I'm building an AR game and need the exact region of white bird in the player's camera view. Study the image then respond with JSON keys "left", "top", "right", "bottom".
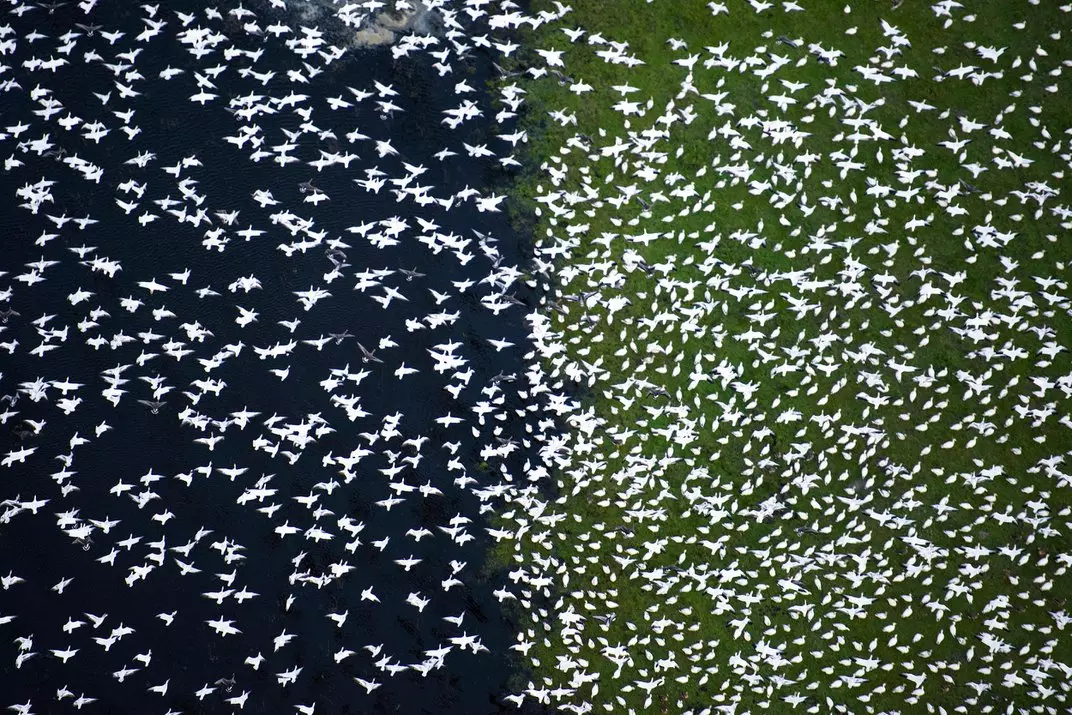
{"left": 406, "top": 592, "right": 430, "bottom": 612}
{"left": 355, "top": 677, "right": 381, "bottom": 693}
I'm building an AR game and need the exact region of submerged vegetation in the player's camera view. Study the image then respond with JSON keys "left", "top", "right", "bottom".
{"left": 490, "top": 0, "right": 1072, "bottom": 712}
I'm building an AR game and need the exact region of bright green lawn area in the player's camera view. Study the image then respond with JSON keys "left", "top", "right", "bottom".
{"left": 489, "top": 1, "right": 1072, "bottom": 713}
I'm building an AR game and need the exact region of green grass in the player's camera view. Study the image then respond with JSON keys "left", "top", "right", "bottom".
{"left": 488, "top": 0, "right": 1072, "bottom": 712}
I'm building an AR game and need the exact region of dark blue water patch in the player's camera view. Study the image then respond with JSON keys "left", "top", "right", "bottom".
{"left": 0, "top": 1, "right": 549, "bottom": 712}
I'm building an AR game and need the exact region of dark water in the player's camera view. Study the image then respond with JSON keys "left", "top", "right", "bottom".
{"left": 0, "top": 1, "right": 544, "bottom": 712}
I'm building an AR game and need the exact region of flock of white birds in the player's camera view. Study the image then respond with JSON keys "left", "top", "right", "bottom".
{"left": 1, "top": 0, "right": 1071, "bottom": 713}
{"left": 0, "top": 0, "right": 574, "bottom": 712}
{"left": 480, "top": 0, "right": 1072, "bottom": 714}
